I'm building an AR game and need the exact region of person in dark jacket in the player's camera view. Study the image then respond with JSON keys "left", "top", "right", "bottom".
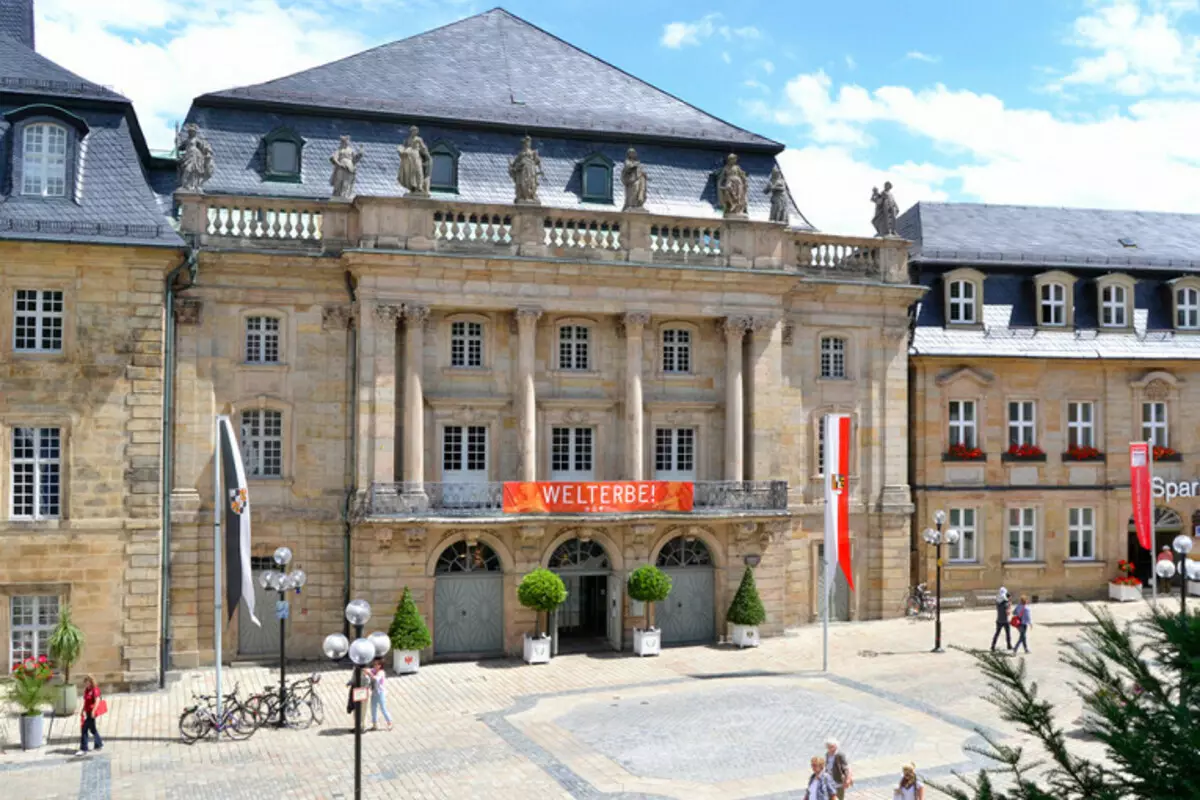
{"left": 990, "top": 586, "right": 1012, "bottom": 651}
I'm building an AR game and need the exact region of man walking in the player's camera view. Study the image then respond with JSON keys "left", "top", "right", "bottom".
{"left": 825, "top": 738, "right": 853, "bottom": 798}
{"left": 990, "top": 587, "right": 1012, "bottom": 651}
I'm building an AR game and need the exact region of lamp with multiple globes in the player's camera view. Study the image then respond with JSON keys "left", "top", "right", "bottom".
{"left": 1157, "top": 534, "right": 1198, "bottom": 615}
{"left": 325, "top": 600, "right": 390, "bottom": 800}
{"left": 262, "top": 546, "right": 306, "bottom": 728}
{"left": 922, "top": 510, "right": 960, "bottom": 653}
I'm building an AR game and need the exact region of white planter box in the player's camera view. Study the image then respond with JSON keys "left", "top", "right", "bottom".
{"left": 19, "top": 714, "right": 45, "bottom": 750}
{"left": 523, "top": 634, "right": 551, "bottom": 664}
{"left": 730, "top": 624, "right": 760, "bottom": 648}
{"left": 393, "top": 649, "right": 420, "bottom": 674}
{"left": 1108, "top": 583, "right": 1141, "bottom": 602}
{"left": 633, "top": 628, "right": 661, "bottom": 657}
{"left": 1188, "top": 580, "right": 1200, "bottom": 597}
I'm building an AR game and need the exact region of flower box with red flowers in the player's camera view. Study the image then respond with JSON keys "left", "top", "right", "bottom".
{"left": 1109, "top": 560, "right": 1143, "bottom": 601}
{"left": 10, "top": 655, "right": 55, "bottom": 717}
{"left": 942, "top": 443, "right": 986, "bottom": 462}
{"left": 1002, "top": 443, "right": 1047, "bottom": 462}
{"left": 1152, "top": 446, "right": 1182, "bottom": 462}
{"left": 1063, "top": 445, "right": 1105, "bottom": 462}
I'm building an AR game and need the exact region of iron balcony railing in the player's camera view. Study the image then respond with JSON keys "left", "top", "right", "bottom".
{"left": 365, "top": 480, "right": 788, "bottom": 519}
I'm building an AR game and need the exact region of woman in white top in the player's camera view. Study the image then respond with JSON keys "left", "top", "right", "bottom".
{"left": 894, "top": 762, "right": 924, "bottom": 800}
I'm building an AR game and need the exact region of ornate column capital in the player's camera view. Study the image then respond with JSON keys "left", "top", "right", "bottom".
{"left": 617, "top": 311, "right": 651, "bottom": 339}
{"left": 175, "top": 298, "right": 202, "bottom": 326}
{"left": 719, "top": 315, "right": 752, "bottom": 339}
{"left": 401, "top": 303, "right": 430, "bottom": 326}
{"left": 322, "top": 304, "right": 355, "bottom": 330}
{"left": 749, "top": 315, "right": 780, "bottom": 333}
{"left": 510, "top": 306, "right": 543, "bottom": 334}
{"left": 374, "top": 303, "right": 402, "bottom": 323}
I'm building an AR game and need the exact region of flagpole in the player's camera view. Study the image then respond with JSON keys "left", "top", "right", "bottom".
{"left": 1150, "top": 445, "right": 1157, "bottom": 608}
{"left": 821, "top": 554, "right": 829, "bottom": 672}
{"left": 213, "top": 416, "right": 223, "bottom": 725}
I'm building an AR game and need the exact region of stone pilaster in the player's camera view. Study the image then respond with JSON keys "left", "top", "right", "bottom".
{"left": 371, "top": 303, "right": 401, "bottom": 485}
{"left": 515, "top": 307, "right": 541, "bottom": 482}
{"left": 402, "top": 303, "right": 429, "bottom": 489}
{"left": 623, "top": 311, "right": 650, "bottom": 480}
{"left": 722, "top": 316, "right": 751, "bottom": 481}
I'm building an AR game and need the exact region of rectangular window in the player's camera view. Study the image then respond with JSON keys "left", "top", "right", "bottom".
{"left": 948, "top": 280, "right": 976, "bottom": 324}
{"left": 820, "top": 337, "right": 846, "bottom": 379}
{"left": 13, "top": 289, "right": 64, "bottom": 353}
{"left": 1068, "top": 507, "right": 1095, "bottom": 560}
{"left": 557, "top": 325, "right": 590, "bottom": 371}
{"left": 1007, "top": 507, "right": 1036, "bottom": 561}
{"left": 22, "top": 123, "right": 67, "bottom": 197}
{"left": 1007, "top": 401, "right": 1036, "bottom": 446}
{"left": 1101, "top": 285, "right": 1127, "bottom": 327}
{"left": 442, "top": 425, "right": 487, "bottom": 478}
{"left": 1177, "top": 287, "right": 1200, "bottom": 329}
{"left": 1040, "top": 282, "right": 1066, "bottom": 326}
{"left": 450, "top": 321, "right": 484, "bottom": 368}
{"left": 244, "top": 316, "right": 280, "bottom": 364}
{"left": 10, "top": 427, "right": 61, "bottom": 520}
{"left": 654, "top": 428, "right": 696, "bottom": 480}
{"left": 10, "top": 595, "right": 59, "bottom": 664}
{"left": 550, "top": 427, "right": 594, "bottom": 480}
{"left": 1142, "top": 401, "right": 1168, "bottom": 448}
{"left": 948, "top": 400, "right": 976, "bottom": 449}
{"left": 948, "top": 508, "right": 976, "bottom": 562}
{"left": 240, "top": 410, "right": 283, "bottom": 477}
{"left": 661, "top": 328, "right": 692, "bottom": 374}
{"left": 1067, "top": 402, "right": 1095, "bottom": 449}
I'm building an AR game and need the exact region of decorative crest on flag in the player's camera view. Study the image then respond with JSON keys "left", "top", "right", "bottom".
{"left": 832, "top": 475, "right": 846, "bottom": 492}
{"left": 229, "top": 487, "right": 247, "bottom": 515}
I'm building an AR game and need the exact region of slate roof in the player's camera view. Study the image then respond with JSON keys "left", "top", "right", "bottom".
{"left": 0, "top": 29, "right": 125, "bottom": 102}
{"left": 0, "top": 0, "right": 33, "bottom": 49}
{"left": 202, "top": 8, "right": 780, "bottom": 151}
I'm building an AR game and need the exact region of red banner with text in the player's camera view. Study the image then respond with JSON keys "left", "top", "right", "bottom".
{"left": 502, "top": 481, "right": 694, "bottom": 514}
{"left": 1129, "top": 442, "right": 1153, "bottom": 551}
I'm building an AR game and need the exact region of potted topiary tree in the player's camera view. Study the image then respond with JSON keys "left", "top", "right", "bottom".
{"left": 517, "top": 568, "right": 567, "bottom": 664}
{"left": 9, "top": 656, "right": 55, "bottom": 750}
{"left": 726, "top": 566, "right": 766, "bottom": 647}
{"left": 627, "top": 564, "right": 672, "bottom": 656}
{"left": 388, "top": 587, "right": 432, "bottom": 675}
{"left": 48, "top": 603, "right": 84, "bottom": 715}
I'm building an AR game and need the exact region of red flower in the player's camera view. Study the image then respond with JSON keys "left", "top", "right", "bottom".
{"left": 1007, "top": 443, "right": 1045, "bottom": 458}
{"left": 37, "top": 655, "right": 46, "bottom": 663}
{"left": 1066, "top": 445, "right": 1102, "bottom": 460}
{"left": 948, "top": 443, "right": 984, "bottom": 460}
{"left": 1153, "top": 446, "right": 1178, "bottom": 459}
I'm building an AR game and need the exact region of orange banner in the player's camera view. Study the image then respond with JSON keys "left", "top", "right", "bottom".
{"left": 502, "top": 481, "right": 694, "bottom": 514}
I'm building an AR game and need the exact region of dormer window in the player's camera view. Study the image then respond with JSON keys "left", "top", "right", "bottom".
{"left": 22, "top": 123, "right": 68, "bottom": 197}
{"left": 6, "top": 105, "right": 89, "bottom": 201}
{"left": 1101, "top": 285, "right": 1127, "bottom": 327}
{"left": 429, "top": 141, "right": 459, "bottom": 192}
{"left": 1040, "top": 283, "right": 1065, "bottom": 326}
{"left": 1034, "top": 270, "right": 1076, "bottom": 329}
{"left": 942, "top": 267, "right": 984, "bottom": 326}
{"left": 1173, "top": 280, "right": 1200, "bottom": 330}
{"left": 263, "top": 128, "right": 304, "bottom": 182}
{"left": 580, "top": 153, "right": 613, "bottom": 204}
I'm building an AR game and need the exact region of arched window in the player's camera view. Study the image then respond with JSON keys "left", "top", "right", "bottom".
{"left": 22, "top": 122, "right": 68, "bottom": 197}
{"left": 580, "top": 153, "right": 613, "bottom": 203}
{"left": 435, "top": 541, "right": 501, "bottom": 573}
{"left": 429, "top": 141, "right": 459, "bottom": 192}
{"left": 263, "top": 128, "right": 304, "bottom": 181}
{"left": 656, "top": 536, "right": 712, "bottom": 567}
{"left": 549, "top": 538, "right": 610, "bottom": 571}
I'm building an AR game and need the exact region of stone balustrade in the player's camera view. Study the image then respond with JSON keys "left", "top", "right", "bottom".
{"left": 175, "top": 192, "right": 909, "bottom": 281}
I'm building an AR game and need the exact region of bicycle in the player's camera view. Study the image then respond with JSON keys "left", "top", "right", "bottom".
{"left": 246, "top": 673, "right": 322, "bottom": 729}
{"left": 179, "top": 685, "right": 257, "bottom": 743}
{"left": 902, "top": 583, "right": 937, "bottom": 619}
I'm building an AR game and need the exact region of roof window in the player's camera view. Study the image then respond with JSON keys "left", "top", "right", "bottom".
{"left": 1118, "top": 237, "right": 1137, "bottom": 248}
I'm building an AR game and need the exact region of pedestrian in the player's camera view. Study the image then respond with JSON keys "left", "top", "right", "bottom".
{"left": 806, "top": 755, "right": 839, "bottom": 800}
{"left": 346, "top": 667, "right": 369, "bottom": 732}
{"left": 990, "top": 586, "right": 1012, "bottom": 651}
{"left": 825, "top": 737, "right": 853, "bottom": 799}
{"left": 368, "top": 658, "right": 393, "bottom": 731}
{"left": 1011, "top": 594, "right": 1032, "bottom": 654}
{"left": 893, "top": 762, "right": 924, "bottom": 800}
{"left": 76, "top": 675, "right": 103, "bottom": 756}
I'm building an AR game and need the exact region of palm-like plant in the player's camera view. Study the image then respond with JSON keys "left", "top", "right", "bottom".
{"left": 47, "top": 604, "right": 84, "bottom": 682}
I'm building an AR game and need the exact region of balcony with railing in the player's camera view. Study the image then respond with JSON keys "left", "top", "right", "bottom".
{"left": 176, "top": 192, "right": 909, "bottom": 282}
{"left": 362, "top": 480, "right": 789, "bottom": 520}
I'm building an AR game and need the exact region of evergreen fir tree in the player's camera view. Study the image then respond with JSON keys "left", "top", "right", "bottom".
{"left": 388, "top": 587, "right": 432, "bottom": 651}
{"left": 726, "top": 566, "right": 767, "bottom": 626}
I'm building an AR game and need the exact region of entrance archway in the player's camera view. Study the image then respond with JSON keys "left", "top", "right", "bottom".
{"left": 547, "top": 537, "right": 616, "bottom": 653}
{"left": 654, "top": 536, "right": 716, "bottom": 646}
{"left": 433, "top": 541, "right": 504, "bottom": 658}
{"left": 1127, "top": 506, "right": 1183, "bottom": 584}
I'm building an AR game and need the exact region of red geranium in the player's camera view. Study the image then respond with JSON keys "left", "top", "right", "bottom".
{"left": 1112, "top": 576, "right": 1143, "bottom": 587}
{"left": 1007, "top": 443, "right": 1045, "bottom": 458}
{"left": 948, "top": 443, "right": 984, "bottom": 460}
{"left": 1153, "top": 446, "right": 1178, "bottom": 459}
{"left": 1066, "top": 445, "right": 1102, "bottom": 460}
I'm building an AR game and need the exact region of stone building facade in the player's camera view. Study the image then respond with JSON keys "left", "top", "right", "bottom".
{"left": 903, "top": 202, "right": 1200, "bottom": 603}
{"left": 163, "top": 9, "right": 919, "bottom": 667}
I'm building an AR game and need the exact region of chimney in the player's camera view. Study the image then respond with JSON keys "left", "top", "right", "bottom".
{"left": 0, "top": 0, "right": 35, "bottom": 50}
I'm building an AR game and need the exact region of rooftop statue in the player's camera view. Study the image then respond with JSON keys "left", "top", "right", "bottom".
{"left": 621, "top": 148, "right": 649, "bottom": 211}
{"left": 397, "top": 126, "right": 431, "bottom": 196}
{"left": 766, "top": 165, "right": 788, "bottom": 225}
{"left": 717, "top": 153, "right": 748, "bottom": 217}
{"left": 329, "top": 135, "right": 364, "bottom": 199}
{"left": 871, "top": 181, "right": 899, "bottom": 237}
{"left": 509, "top": 135, "right": 543, "bottom": 204}
{"left": 177, "top": 124, "right": 214, "bottom": 193}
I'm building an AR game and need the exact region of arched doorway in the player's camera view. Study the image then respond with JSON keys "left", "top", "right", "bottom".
{"left": 433, "top": 540, "right": 504, "bottom": 658}
{"left": 547, "top": 538, "right": 615, "bottom": 654}
{"left": 1127, "top": 506, "right": 1182, "bottom": 585}
{"left": 655, "top": 536, "right": 716, "bottom": 646}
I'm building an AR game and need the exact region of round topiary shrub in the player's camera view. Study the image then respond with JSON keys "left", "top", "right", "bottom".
{"left": 388, "top": 587, "right": 432, "bottom": 652}
{"left": 626, "top": 564, "right": 672, "bottom": 630}
{"left": 517, "top": 568, "right": 568, "bottom": 637}
{"left": 726, "top": 566, "right": 766, "bottom": 626}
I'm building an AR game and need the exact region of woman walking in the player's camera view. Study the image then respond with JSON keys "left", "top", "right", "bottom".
{"left": 990, "top": 587, "right": 1012, "bottom": 651}
{"left": 893, "top": 762, "right": 924, "bottom": 799}
{"left": 806, "top": 755, "right": 838, "bottom": 800}
{"left": 368, "top": 658, "right": 393, "bottom": 731}
{"left": 76, "top": 676, "right": 103, "bottom": 756}
{"left": 1012, "top": 594, "right": 1032, "bottom": 654}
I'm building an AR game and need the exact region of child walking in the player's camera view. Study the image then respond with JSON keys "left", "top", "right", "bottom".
{"left": 368, "top": 658, "right": 393, "bottom": 731}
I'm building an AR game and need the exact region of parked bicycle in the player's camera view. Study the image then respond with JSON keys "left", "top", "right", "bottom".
{"left": 903, "top": 583, "right": 937, "bottom": 619}
{"left": 246, "top": 673, "right": 323, "bottom": 729}
{"left": 178, "top": 684, "right": 257, "bottom": 743}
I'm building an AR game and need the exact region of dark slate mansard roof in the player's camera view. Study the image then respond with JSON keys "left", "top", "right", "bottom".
{"left": 900, "top": 202, "right": 1200, "bottom": 360}
{"left": 0, "top": 0, "right": 182, "bottom": 248}
{"left": 187, "top": 8, "right": 811, "bottom": 228}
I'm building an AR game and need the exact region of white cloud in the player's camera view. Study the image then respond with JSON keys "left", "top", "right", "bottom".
{"left": 721, "top": 51, "right": 732, "bottom": 65}
{"left": 659, "top": 12, "right": 760, "bottom": 49}
{"left": 905, "top": 51, "right": 940, "bottom": 63}
{"left": 743, "top": 79, "right": 770, "bottom": 92}
{"left": 758, "top": 59, "right": 775, "bottom": 74}
{"left": 844, "top": 55, "right": 857, "bottom": 70}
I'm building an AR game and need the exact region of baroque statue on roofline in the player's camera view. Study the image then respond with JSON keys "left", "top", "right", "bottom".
{"left": 765, "top": 165, "right": 789, "bottom": 224}
{"left": 717, "top": 153, "right": 749, "bottom": 217}
{"left": 329, "top": 135, "right": 364, "bottom": 200}
{"left": 176, "top": 123, "right": 214, "bottom": 193}
{"left": 621, "top": 147, "right": 649, "bottom": 211}
{"left": 509, "top": 135, "right": 543, "bottom": 205}
{"left": 871, "top": 181, "right": 900, "bottom": 237}
{"left": 397, "top": 125, "right": 431, "bottom": 196}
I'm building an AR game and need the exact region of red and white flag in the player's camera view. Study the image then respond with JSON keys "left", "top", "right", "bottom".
{"left": 824, "top": 414, "right": 855, "bottom": 600}
{"left": 1129, "top": 442, "right": 1153, "bottom": 551}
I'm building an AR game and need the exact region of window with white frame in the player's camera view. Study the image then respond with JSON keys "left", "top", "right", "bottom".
{"left": 1067, "top": 401, "right": 1095, "bottom": 449}
{"left": 1142, "top": 401, "right": 1169, "bottom": 448}
{"left": 1007, "top": 401, "right": 1036, "bottom": 446}
{"left": 1040, "top": 282, "right": 1066, "bottom": 326}
{"left": 13, "top": 289, "right": 64, "bottom": 353}
{"left": 10, "top": 427, "right": 61, "bottom": 520}
{"left": 240, "top": 410, "right": 283, "bottom": 477}
{"left": 948, "top": 400, "right": 977, "bottom": 449}
{"left": 948, "top": 508, "right": 977, "bottom": 562}
{"left": 1101, "top": 284, "right": 1127, "bottom": 327}
{"left": 442, "top": 425, "right": 487, "bottom": 481}
{"left": 22, "top": 123, "right": 68, "bottom": 197}
{"left": 947, "top": 280, "right": 976, "bottom": 324}
{"left": 550, "top": 427, "right": 594, "bottom": 480}
{"left": 819, "top": 336, "right": 846, "bottom": 379}
{"left": 450, "top": 321, "right": 484, "bottom": 368}
{"left": 661, "top": 328, "right": 691, "bottom": 374}
{"left": 244, "top": 316, "right": 281, "bottom": 364}
{"left": 10, "top": 595, "right": 59, "bottom": 663}
{"left": 1177, "top": 287, "right": 1199, "bottom": 329}
{"left": 557, "top": 325, "right": 590, "bottom": 371}
{"left": 654, "top": 428, "right": 695, "bottom": 480}
{"left": 1068, "top": 507, "right": 1095, "bottom": 560}
{"left": 1007, "top": 507, "right": 1037, "bottom": 561}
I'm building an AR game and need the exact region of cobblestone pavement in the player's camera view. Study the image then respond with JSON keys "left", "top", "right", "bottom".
{"left": 0, "top": 600, "right": 1142, "bottom": 800}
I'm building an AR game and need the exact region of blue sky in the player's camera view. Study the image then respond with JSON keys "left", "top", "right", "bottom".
{"left": 34, "top": 0, "right": 1200, "bottom": 234}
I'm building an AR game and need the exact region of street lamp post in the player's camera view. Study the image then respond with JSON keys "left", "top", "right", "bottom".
{"left": 322, "top": 600, "right": 391, "bottom": 800}
{"left": 259, "top": 546, "right": 306, "bottom": 729}
{"left": 1155, "top": 534, "right": 1198, "bottom": 615}
{"left": 922, "top": 510, "right": 960, "bottom": 654}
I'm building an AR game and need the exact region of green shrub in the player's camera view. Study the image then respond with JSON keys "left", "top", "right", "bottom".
{"left": 388, "top": 587, "right": 432, "bottom": 652}
{"left": 627, "top": 564, "right": 672, "bottom": 630}
{"left": 517, "top": 568, "right": 567, "bottom": 637}
{"left": 726, "top": 566, "right": 766, "bottom": 626}
{"left": 48, "top": 604, "right": 85, "bottom": 682}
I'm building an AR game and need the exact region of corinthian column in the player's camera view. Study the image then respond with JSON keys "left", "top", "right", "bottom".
{"left": 722, "top": 316, "right": 750, "bottom": 481}
{"left": 515, "top": 307, "right": 541, "bottom": 482}
{"left": 623, "top": 312, "right": 651, "bottom": 480}
{"left": 372, "top": 303, "right": 402, "bottom": 486}
{"left": 402, "top": 304, "right": 429, "bottom": 490}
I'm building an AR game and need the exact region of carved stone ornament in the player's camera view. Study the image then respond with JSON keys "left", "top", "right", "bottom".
{"left": 621, "top": 147, "right": 649, "bottom": 212}
{"left": 174, "top": 298, "right": 202, "bottom": 326}
{"left": 452, "top": 407, "right": 482, "bottom": 424}
{"left": 402, "top": 303, "right": 431, "bottom": 326}
{"left": 734, "top": 521, "right": 758, "bottom": 543}
{"left": 403, "top": 526, "right": 427, "bottom": 550}
{"left": 616, "top": 311, "right": 651, "bottom": 339}
{"left": 576, "top": 528, "right": 595, "bottom": 543}
{"left": 519, "top": 525, "right": 544, "bottom": 547}
{"left": 765, "top": 165, "right": 789, "bottom": 224}
{"left": 508, "top": 135, "right": 543, "bottom": 205}
{"left": 720, "top": 316, "right": 753, "bottom": 338}
{"left": 750, "top": 316, "right": 778, "bottom": 333}
{"left": 664, "top": 409, "right": 689, "bottom": 426}
{"left": 374, "top": 303, "right": 402, "bottom": 323}
{"left": 563, "top": 408, "right": 588, "bottom": 425}
{"left": 329, "top": 135, "right": 364, "bottom": 199}
{"left": 322, "top": 304, "right": 354, "bottom": 331}
{"left": 871, "top": 181, "right": 900, "bottom": 238}
{"left": 176, "top": 123, "right": 214, "bottom": 193}
{"left": 510, "top": 306, "right": 542, "bottom": 335}
{"left": 396, "top": 125, "right": 431, "bottom": 196}
{"left": 760, "top": 520, "right": 789, "bottom": 546}
{"left": 376, "top": 527, "right": 394, "bottom": 551}
{"left": 630, "top": 523, "right": 656, "bottom": 546}
{"left": 1144, "top": 379, "right": 1171, "bottom": 401}
{"left": 782, "top": 323, "right": 795, "bottom": 346}
{"left": 717, "top": 153, "right": 749, "bottom": 217}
